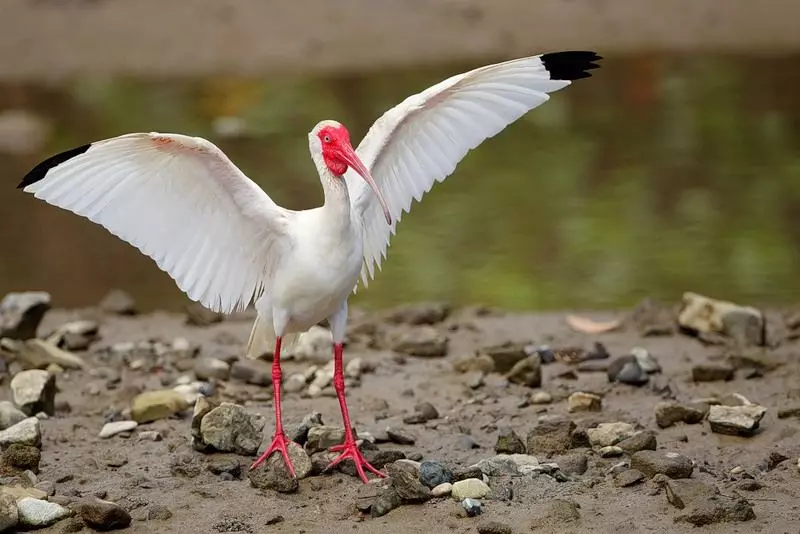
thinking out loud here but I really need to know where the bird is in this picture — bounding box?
[18,50,601,483]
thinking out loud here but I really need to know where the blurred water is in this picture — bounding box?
[1,54,799,312]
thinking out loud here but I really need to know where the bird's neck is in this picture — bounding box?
[315,157,352,232]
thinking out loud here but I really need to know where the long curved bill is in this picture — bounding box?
[340,145,392,225]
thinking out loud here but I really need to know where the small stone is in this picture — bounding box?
[0,417,41,448]
[530,391,553,404]
[306,425,347,453]
[631,450,693,479]
[17,497,70,528]
[99,420,138,439]
[587,422,636,447]
[598,446,623,458]
[0,401,27,431]
[283,374,307,393]
[505,354,542,387]
[455,435,478,450]
[146,505,172,521]
[199,403,265,455]
[386,427,415,446]
[370,488,402,518]
[184,303,223,326]
[137,431,162,442]
[57,516,85,533]
[692,364,735,382]
[461,498,482,517]
[451,478,490,500]
[735,479,763,491]
[526,416,576,455]
[130,390,190,423]
[547,499,580,522]
[431,482,452,497]
[1,443,41,474]
[345,357,362,379]
[385,302,450,325]
[607,355,649,386]
[678,292,764,346]
[495,427,526,454]
[630,346,661,373]
[477,521,512,534]
[419,461,453,488]
[617,431,657,454]
[229,360,271,386]
[207,457,242,477]
[19,339,86,370]
[556,453,588,476]
[453,354,495,374]
[193,358,230,381]
[568,392,602,413]
[481,342,529,373]
[0,494,18,532]
[387,461,431,502]
[10,370,56,416]
[614,468,645,487]
[77,498,131,530]
[708,405,767,436]
[654,402,706,428]
[99,289,137,315]
[0,291,51,340]
[248,453,300,493]
[391,326,448,357]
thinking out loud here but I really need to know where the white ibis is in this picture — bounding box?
[18,51,601,483]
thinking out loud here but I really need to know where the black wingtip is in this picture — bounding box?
[17,143,92,190]
[541,51,602,81]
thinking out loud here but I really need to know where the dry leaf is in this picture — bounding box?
[566,314,622,334]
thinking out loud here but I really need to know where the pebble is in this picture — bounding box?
[665,478,755,525]
[0,417,41,449]
[587,422,636,447]
[598,446,624,458]
[19,339,87,370]
[199,403,265,455]
[248,450,302,493]
[494,427,526,454]
[631,450,694,479]
[461,498,482,517]
[678,292,764,346]
[283,374,307,393]
[345,357,362,379]
[0,291,51,340]
[77,498,132,530]
[387,461,431,502]
[130,390,190,423]
[530,391,553,404]
[17,497,71,528]
[2,443,41,473]
[99,289,137,315]
[692,364,735,382]
[708,405,767,436]
[525,416,577,455]
[607,355,649,386]
[556,453,588,476]
[0,401,27,430]
[477,521,512,534]
[370,488,402,518]
[0,494,18,532]
[419,460,453,488]
[630,346,661,373]
[287,325,332,360]
[451,478,490,500]
[147,505,173,521]
[547,499,580,522]
[431,482,452,497]
[137,431,163,442]
[505,355,542,387]
[386,427,416,445]
[229,360,271,386]
[306,425,346,453]
[453,354,495,374]
[10,370,56,416]
[481,342,530,373]
[614,468,645,487]
[193,357,230,381]
[654,402,706,428]
[617,430,657,454]
[385,302,451,325]
[391,326,448,357]
[99,420,138,439]
[568,391,602,413]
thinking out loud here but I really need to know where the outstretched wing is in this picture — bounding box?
[19,132,294,313]
[345,51,601,287]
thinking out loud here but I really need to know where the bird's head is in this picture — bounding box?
[310,120,391,225]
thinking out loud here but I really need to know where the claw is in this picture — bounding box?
[324,440,387,483]
[250,432,297,478]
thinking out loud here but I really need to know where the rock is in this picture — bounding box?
[199,403,265,455]
[0,418,41,448]
[678,292,764,346]
[19,339,86,370]
[34,481,54,496]
[587,422,636,447]
[248,452,300,493]
[461,498,482,517]
[344,357,362,379]
[77,498,131,530]
[631,450,693,479]
[207,457,242,477]
[526,416,577,455]
[615,468,645,487]
[370,488,402,518]
[547,498,580,522]
[431,482,452,497]
[391,326,448,357]
[190,397,214,451]
[477,521,512,534]
[99,289,137,315]
[287,411,324,445]
[666,479,755,525]
[130,390,190,423]
[0,292,51,340]
[0,401,27,431]
[0,494,18,532]
[481,342,529,373]
[306,425,348,453]
[617,431,657,454]
[229,360,271,386]
[453,354,495,374]
[708,405,767,436]
[568,392,602,413]
[418,461,453,488]
[193,358,230,381]
[607,355,649,386]
[655,402,706,428]
[598,446,623,458]
[147,505,173,521]
[555,453,588,476]
[1,444,40,474]
[1,486,47,501]
[403,402,439,424]
[10,370,56,416]
[184,303,223,326]
[386,427,415,446]
[451,478,490,500]
[17,497,71,528]
[495,427,526,454]
[630,346,661,373]
[99,421,138,439]
[137,431,162,442]
[385,302,450,325]
[630,297,675,336]
[45,320,99,351]
[692,364,734,382]
[505,354,542,387]
[387,461,431,502]
[531,391,553,404]
[57,516,85,533]
[286,325,332,360]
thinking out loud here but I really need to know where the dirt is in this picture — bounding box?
[2,299,799,533]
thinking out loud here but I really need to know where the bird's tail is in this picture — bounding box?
[245,315,300,360]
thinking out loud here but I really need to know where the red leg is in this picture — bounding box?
[324,343,387,483]
[249,336,297,477]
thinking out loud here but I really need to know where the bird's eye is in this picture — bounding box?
[323,135,331,143]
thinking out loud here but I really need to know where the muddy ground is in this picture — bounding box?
[1,296,799,533]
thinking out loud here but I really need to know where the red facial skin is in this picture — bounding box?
[318,125,352,176]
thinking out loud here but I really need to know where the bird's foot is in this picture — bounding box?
[249,432,297,478]
[324,440,387,483]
